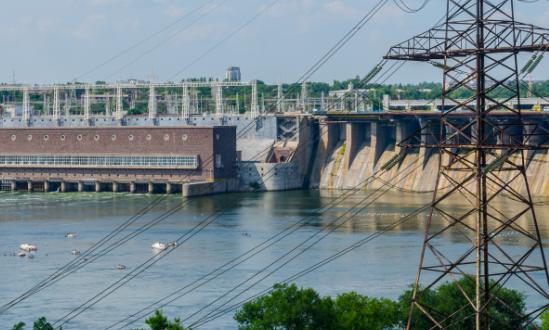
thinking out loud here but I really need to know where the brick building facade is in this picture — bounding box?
[0,126,236,193]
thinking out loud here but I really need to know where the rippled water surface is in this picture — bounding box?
[1,190,548,329]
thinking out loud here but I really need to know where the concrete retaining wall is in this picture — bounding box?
[238,162,301,191]
[182,179,239,197]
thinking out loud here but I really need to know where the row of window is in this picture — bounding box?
[0,155,199,169]
[9,134,189,142]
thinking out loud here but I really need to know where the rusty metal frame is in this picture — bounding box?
[384,0,549,328]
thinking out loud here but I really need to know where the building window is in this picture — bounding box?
[0,154,199,169]
[215,154,223,168]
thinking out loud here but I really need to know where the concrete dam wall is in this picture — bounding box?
[309,114,549,197]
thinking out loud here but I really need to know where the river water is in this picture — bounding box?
[1,190,548,329]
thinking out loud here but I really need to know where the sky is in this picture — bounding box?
[0,0,548,85]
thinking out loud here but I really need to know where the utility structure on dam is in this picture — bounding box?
[0,80,369,125]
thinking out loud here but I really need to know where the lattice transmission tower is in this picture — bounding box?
[384,0,549,328]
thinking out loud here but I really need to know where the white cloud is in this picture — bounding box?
[322,1,358,18]
[90,0,132,6]
[165,5,186,18]
[71,13,107,39]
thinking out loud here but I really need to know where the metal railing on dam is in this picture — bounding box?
[383,96,549,112]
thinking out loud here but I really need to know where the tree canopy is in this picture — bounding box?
[234,283,401,330]
[13,279,544,330]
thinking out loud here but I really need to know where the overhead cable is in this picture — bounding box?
[76,0,219,81]
[168,0,282,80]
[186,158,425,327]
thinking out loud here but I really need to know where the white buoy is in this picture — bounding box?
[151,242,167,251]
[65,232,77,239]
[20,243,37,252]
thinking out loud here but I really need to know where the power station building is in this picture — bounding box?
[0,126,236,193]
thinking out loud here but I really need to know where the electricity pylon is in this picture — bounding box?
[385,0,549,328]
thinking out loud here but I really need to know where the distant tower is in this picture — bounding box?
[251,81,258,117]
[182,84,190,120]
[225,67,241,82]
[22,87,30,124]
[301,82,308,112]
[64,92,71,116]
[148,84,156,119]
[214,83,223,116]
[115,85,123,120]
[277,83,284,113]
[83,88,91,121]
[53,86,60,121]
[321,91,325,112]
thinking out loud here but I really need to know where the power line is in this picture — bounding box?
[54,209,228,328]
[393,0,432,13]
[193,202,431,328]
[186,157,425,327]
[168,0,282,81]
[75,0,219,81]
[1,119,261,313]
[0,195,167,313]
[296,0,389,84]
[50,119,272,327]
[319,0,472,112]
[2,1,400,320]
[91,19,446,326]
[106,0,230,81]
[112,149,425,329]
[106,131,408,328]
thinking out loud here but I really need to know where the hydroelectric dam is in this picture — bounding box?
[1,82,549,196]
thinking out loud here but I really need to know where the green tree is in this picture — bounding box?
[333,292,401,330]
[11,322,25,330]
[32,317,57,330]
[540,309,549,330]
[234,283,335,330]
[135,310,186,330]
[399,277,530,329]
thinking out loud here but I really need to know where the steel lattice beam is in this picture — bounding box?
[383,0,549,329]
